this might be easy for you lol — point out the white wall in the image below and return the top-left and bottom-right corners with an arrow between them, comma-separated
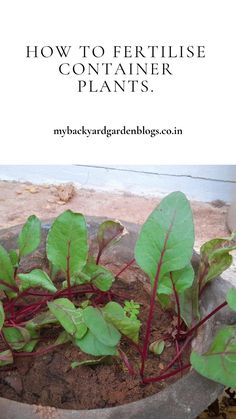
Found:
0,165 -> 235,203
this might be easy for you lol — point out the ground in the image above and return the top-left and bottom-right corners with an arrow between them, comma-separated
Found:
0,180 -> 230,247
0,179 -> 235,417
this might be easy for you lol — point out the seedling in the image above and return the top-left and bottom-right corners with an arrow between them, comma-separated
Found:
0,192 -> 236,390
124,300 -> 140,319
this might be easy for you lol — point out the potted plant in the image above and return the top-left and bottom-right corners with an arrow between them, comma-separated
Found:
0,191 -> 236,418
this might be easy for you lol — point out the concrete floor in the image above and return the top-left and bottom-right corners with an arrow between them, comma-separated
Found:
0,179 -> 235,285
0,165 -> 236,203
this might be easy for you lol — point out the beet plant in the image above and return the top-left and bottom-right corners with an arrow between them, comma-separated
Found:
0,191 -> 236,389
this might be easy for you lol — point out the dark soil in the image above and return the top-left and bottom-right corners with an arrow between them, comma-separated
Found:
0,267 -> 190,410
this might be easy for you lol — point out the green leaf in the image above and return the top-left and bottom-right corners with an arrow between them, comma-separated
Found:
22,329 -> 39,352
191,325 -> 236,387
46,210 -> 88,276
3,326 -> 38,352
54,331 -> 70,346
49,262 -> 61,281
69,262 -> 114,292
171,264 -> 195,293
18,269 -> 57,293
226,288 -> 236,312
83,306 -> 121,347
3,326 -> 30,350
103,302 -> 141,343
26,310 -> 58,331
123,300 -> 140,319
0,301 -> 5,331
199,253 -> 232,291
71,356 -> 106,368
135,192 -> 195,284
201,234 -> 236,259
158,265 -> 194,296
157,276 -> 173,295
18,215 -> 41,258
9,249 -> 19,268
75,330 -> 118,356
47,298 -> 87,339
149,339 -> 165,355
179,288 -> 193,327
71,361 -> 80,369
0,244 -> 16,293
80,300 -> 91,309
0,349 -> 13,366
179,281 -> 199,327
198,235 -> 236,291
82,262 -> 114,291
157,293 -> 172,310
69,271 -> 91,287
97,220 -> 127,258
160,266 -> 196,323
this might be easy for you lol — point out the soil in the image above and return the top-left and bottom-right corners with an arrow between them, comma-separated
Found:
0,267 -> 190,410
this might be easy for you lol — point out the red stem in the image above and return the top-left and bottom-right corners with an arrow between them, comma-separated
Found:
3,290 -> 29,312
58,287 -> 94,297
66,240 -> 72,299
25,284 -> 96,298
142,279 -> 228,383
142,363 -> 191,384
140,223 -> 173,379
115,258 -> 135,279
3,284 -> 98,325
15,302 -> 43,316
13,343 -> 65,358
118,348 -> 135,376
110,291 -> 130,301
175,339 -> 183,377
170,272 -> 181,336
22,291 -> 56,297
96,249 -> 102,265
14,265 -> 18,281
124,335 -> 143,356
14,298 -> 50,322
198,264 -> 208,295
0,280 -> 18,293
184,301 -> 227,338
0,331 -> 13,351
156,335 -> 192,377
